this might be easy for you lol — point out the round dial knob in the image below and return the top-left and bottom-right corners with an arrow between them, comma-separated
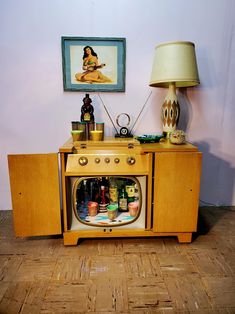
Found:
114,158 -> 120,164
94,157 -> 100,164
104,157 -> 110,163
78,156 -> 88,166
126,157 -> 136,165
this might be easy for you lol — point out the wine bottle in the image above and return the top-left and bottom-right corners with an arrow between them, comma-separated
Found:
98,185 -> 109,212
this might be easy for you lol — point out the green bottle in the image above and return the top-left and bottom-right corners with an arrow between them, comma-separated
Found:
126,182 -> 135,203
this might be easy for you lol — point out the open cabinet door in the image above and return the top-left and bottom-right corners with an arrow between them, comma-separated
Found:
8,153 -> 62,237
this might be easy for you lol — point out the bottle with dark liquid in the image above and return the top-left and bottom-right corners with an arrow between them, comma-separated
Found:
91,178 -> 100,202
81,94 -> 94,122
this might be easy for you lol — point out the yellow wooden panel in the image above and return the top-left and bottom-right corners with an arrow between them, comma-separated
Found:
153,152 -> 202,232
8,154 -> 62,237
65,152 -> 151,175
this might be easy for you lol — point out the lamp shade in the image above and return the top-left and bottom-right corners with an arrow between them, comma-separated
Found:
149,41 -> 200,88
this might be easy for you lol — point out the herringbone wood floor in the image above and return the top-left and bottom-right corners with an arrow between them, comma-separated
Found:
0,207 -> 234,313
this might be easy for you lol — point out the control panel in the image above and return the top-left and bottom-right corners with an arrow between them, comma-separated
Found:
65,153 -> 151,175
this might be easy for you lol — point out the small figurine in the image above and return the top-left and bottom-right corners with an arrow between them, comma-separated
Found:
81,94 -> 94,122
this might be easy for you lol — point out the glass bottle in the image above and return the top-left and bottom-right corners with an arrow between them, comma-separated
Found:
98,185 -> 109,212
125,179 -> 135,203
76,181 -> 84,205
83,179 -> 90,205
119,186 -> 128,212
109,177 -> 118,204
91,178 -> 100,202
81,94 -> 94,122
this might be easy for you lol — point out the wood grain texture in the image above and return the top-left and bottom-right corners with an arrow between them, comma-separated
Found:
0,207 -> 234,313
8,154 -> 61,236
153,152 -> 202,232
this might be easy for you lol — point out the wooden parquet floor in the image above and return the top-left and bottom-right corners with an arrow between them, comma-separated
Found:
0,207 -> 235,313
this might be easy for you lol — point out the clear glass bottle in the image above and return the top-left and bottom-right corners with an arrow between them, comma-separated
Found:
119,186 -> 128,212
109,177 -> 118,204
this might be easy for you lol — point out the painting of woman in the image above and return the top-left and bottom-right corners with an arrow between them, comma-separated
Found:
75,46 -> 112,84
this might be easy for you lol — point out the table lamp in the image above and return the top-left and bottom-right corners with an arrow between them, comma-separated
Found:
149,41 -> 200,137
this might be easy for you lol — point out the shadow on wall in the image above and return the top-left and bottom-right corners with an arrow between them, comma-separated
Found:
177,88 -> 193,132
193,140 -> 235,206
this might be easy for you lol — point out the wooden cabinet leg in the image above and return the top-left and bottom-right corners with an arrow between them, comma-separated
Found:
177,233 -> 192,243
63,232 -> 79,246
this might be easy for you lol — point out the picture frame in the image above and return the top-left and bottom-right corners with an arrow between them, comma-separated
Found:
61,37 -> 126,92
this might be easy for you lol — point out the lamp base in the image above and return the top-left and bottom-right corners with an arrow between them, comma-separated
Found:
163,131 -> 172,139
161,83 -> 180,136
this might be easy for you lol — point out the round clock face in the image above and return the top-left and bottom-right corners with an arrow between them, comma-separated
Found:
120,127 -> 129,136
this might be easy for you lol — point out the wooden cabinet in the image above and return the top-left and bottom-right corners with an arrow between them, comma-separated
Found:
8,138 -> 202,244
152,152 -> 202,242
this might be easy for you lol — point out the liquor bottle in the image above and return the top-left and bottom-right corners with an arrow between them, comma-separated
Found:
83,179 -> 90,205
125,180 -> 135,203
76,181 -> 85,205
98,185 -> 109,212
81,94 -> 94,122
91,178 -> 100,202
118,186 -> 128,212
109,177 -> 118,204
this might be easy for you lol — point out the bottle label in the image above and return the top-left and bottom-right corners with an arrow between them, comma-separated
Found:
119,198 -> 128,211
84,112 -> 91,121
126,186 -> 135,197
109,187 -> 118,203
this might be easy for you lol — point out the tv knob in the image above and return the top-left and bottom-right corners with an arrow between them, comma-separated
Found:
95,157 -> 100,164
114,158 -> 120,164
78,156 -> 88,166
126,157 -> 136,165
104,157 -> 110,163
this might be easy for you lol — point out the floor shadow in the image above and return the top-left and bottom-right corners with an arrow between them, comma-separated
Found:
193,206 -> 233,240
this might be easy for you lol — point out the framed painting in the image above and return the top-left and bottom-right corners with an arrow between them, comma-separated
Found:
61,37 -> 126,92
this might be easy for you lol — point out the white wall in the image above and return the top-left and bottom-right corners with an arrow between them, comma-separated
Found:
0,0 -> 235,209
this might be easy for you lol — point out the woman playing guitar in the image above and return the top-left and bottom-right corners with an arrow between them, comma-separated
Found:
75,46 -> 111,83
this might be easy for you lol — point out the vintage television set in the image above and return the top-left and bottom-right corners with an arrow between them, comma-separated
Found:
63,143 -> 153,244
